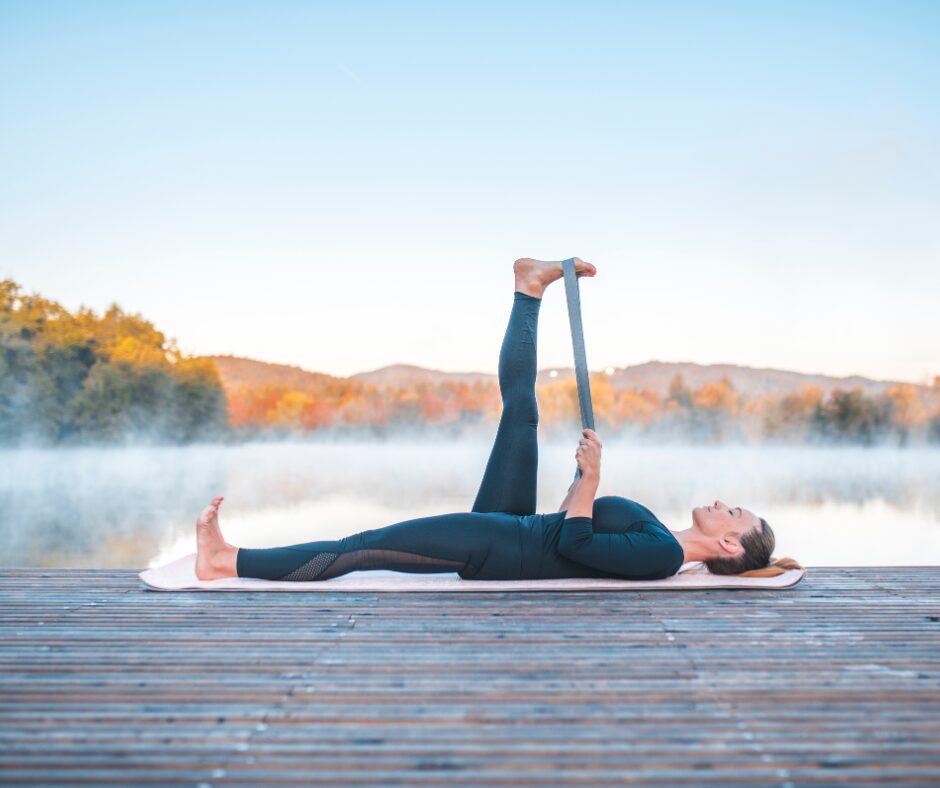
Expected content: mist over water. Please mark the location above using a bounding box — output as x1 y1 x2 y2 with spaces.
2 438 938 570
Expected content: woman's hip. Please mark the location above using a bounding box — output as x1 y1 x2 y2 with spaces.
345 510 526 579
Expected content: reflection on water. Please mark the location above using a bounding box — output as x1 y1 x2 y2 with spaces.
1 440 939 569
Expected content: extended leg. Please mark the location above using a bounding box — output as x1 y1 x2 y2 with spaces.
236 510 520 581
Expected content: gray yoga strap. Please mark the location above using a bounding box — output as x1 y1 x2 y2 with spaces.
561 258 595 483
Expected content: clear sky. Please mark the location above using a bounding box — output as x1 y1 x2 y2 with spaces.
2 0 938 383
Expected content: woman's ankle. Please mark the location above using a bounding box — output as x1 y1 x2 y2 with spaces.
217 545 239 578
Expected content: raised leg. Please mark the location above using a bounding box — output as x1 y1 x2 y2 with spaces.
470 290 542 515
470 258 597 515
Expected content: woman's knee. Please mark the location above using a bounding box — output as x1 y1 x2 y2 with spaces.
502 393 539 425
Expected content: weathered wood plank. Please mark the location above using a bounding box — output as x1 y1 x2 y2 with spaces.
0 566 938 785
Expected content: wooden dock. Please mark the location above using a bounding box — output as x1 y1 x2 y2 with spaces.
1 567 939 785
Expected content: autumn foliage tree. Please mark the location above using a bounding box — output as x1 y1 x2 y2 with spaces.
0 279 227 445
762 385 824 443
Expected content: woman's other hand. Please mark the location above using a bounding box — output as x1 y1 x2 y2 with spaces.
575 428 602 478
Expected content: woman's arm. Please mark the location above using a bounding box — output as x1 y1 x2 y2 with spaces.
557 517 682 579
557 479 578 513
563 469 599 517
559 429 602 517
556 430 682 579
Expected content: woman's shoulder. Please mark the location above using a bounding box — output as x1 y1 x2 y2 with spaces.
594 494 663 525
595 496 684 577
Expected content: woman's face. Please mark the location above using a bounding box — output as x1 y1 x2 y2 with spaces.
691 499 761 539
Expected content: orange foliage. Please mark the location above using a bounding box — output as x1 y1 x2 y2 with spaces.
886 383 927 428
693 377 739 417
535 379 579 425
301 399 338 430
220 367 938 446
228 385 286 428
613 388 660 425
762 384 823 441
589 374 616 428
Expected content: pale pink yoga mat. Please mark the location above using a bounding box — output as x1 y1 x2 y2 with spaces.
139 553 805 591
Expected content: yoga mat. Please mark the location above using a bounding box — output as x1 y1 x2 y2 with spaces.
139 553 805 591
562 257 595 485
143 265 805 594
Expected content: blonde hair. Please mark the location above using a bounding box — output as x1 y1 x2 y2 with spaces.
705 517 804 578
735 555 804 578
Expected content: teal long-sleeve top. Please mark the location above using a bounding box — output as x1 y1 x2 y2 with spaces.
533 495 685 580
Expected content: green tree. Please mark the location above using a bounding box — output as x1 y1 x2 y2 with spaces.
0 278 228 445
812 388 893 445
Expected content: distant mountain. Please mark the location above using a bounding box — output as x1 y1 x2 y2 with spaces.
591 361 914 398
350 364 494 386
209 355 342 395
207 355 922 398
355 361 921 397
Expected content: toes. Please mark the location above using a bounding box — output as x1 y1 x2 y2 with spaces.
569 258 596 277
576 262 596 277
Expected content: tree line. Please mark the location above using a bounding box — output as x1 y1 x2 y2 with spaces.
1 279 227 445
3 278 938 446
227 371 940 446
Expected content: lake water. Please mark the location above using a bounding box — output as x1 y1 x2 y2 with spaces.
2 440 939 570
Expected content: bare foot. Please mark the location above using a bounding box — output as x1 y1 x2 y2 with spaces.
195 496 238 580
513 257 597 298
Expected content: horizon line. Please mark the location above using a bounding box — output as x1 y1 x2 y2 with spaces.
205 353 936 388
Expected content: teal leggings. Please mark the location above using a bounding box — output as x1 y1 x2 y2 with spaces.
236 290 543 581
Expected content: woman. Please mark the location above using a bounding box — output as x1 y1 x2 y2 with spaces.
195 257 799 582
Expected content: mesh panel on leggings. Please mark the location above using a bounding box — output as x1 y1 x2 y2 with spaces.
278 551 340 581
314 549 467 581
274 548 467 582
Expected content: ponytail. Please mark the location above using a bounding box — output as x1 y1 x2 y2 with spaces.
735 555 804 578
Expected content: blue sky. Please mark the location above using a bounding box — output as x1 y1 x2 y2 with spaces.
2 0 938 382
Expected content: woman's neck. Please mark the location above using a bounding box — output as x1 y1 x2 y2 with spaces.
668 526 712 564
